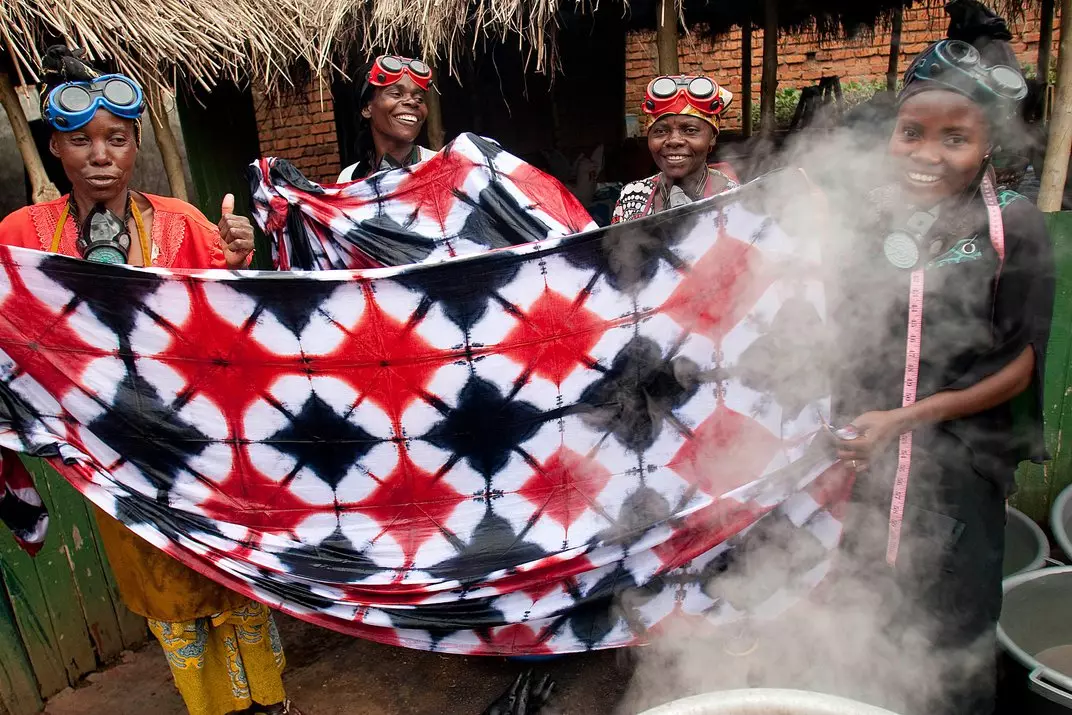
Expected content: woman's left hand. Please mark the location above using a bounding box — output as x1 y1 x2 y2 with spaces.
835 409 908 471
218 194 255 269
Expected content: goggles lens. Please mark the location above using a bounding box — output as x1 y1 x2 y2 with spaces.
990 66 1026 97
650 77 679 98
102 79 138 107
380 56 404 72
945 40 980 66
408 60 432 77
59 85 93 112
688 77 715 98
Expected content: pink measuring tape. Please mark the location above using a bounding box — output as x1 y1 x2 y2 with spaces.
885 174 1006 566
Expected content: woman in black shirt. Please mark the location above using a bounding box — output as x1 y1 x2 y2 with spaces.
833 40 1054 715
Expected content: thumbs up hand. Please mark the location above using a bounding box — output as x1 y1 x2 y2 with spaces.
218 193 255 269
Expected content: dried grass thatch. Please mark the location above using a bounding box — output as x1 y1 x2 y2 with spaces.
0 0 1047 93
0 0 316 93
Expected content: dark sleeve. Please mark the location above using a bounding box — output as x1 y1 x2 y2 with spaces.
971 197 1055 463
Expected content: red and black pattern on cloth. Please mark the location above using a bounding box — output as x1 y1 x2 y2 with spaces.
0 166 852 655
250 133 598 271
0 452 48 554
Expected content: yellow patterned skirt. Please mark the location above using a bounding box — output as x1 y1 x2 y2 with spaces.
148 600 287 715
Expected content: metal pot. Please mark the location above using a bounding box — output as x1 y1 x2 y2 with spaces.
1004 506 1050 578
998 566 1072 713
1052 484 1072 564
638 689 898 714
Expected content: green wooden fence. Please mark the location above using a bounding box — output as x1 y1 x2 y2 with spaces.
0 458 146 715
1013 211 1072 522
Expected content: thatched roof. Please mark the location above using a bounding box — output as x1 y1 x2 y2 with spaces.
0 0 1043 93
0 0 314 92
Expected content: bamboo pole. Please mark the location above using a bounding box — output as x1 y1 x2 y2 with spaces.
886 6 904 93
759 0 778 135
1038 0 1055 118
1038 0 1072 212
146 88 188 202
0 70 59 204
742 23 753 138
656 0 680 75
425 86 445 150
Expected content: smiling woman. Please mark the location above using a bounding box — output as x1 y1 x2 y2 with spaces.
612 74 739 224
337 55 438 183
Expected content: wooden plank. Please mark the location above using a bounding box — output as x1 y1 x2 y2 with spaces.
81 507 147 649
23 458 124 663
0 533 67 697
9 460 97 684
0 586 42 715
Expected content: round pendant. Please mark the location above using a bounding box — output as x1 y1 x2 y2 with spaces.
884 230 920 270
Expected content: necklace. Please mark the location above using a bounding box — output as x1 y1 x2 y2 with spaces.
50 193 151 264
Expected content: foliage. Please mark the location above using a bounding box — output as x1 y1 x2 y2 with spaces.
749 77 897 128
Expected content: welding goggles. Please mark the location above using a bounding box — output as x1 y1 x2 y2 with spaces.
902 40 1027 112
43 74 145 132
369 55 433 91
643 75 733 131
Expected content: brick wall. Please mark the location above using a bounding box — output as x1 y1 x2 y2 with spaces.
253 82 340 184
625 4 1062 131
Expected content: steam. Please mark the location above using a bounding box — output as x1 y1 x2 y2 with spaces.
615 97 1027 714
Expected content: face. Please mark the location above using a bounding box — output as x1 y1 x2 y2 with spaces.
647 115 716 181
362 76 429 144
888 90 990 205
50 109 137 205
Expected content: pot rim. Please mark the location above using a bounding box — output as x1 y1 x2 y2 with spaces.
998 565 1072 692
638 688 899 715
1007 506 1050 576
1052 483 1072 565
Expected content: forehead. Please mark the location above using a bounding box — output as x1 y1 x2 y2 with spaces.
897 90 986 128
650 114 710 132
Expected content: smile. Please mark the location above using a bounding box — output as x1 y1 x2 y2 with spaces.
906 171 941 184
663 154 691 163
395 114 420 125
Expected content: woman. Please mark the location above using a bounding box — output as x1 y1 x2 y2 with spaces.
832 40 1053 715
0 48 301 715
611 74 738 223
337 54 437 182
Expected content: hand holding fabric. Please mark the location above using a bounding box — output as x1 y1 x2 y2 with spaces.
835 409 908 470
482 671 556 715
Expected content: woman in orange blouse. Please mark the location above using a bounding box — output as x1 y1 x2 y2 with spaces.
0 47 300 715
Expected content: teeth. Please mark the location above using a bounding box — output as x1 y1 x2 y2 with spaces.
396 114 418 124
908 172 940 183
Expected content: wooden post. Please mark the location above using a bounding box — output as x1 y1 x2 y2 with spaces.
656 0 680 75
742 23 753 138
759 0 778 135
1038 0 1055 118
146 87 188 202
886 6 904 93
425 86 445 150
1039 0 1072 212
0 70 59 204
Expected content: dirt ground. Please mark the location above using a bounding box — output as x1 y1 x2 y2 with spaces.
43 614 638 715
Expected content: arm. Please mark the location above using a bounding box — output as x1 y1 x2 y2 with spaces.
837 344 1034 464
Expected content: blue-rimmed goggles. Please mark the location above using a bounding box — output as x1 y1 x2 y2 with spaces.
902 40 1026 111
44 74 145 131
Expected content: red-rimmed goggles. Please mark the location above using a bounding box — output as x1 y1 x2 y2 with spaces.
643 75 729 118
369 55 433 91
